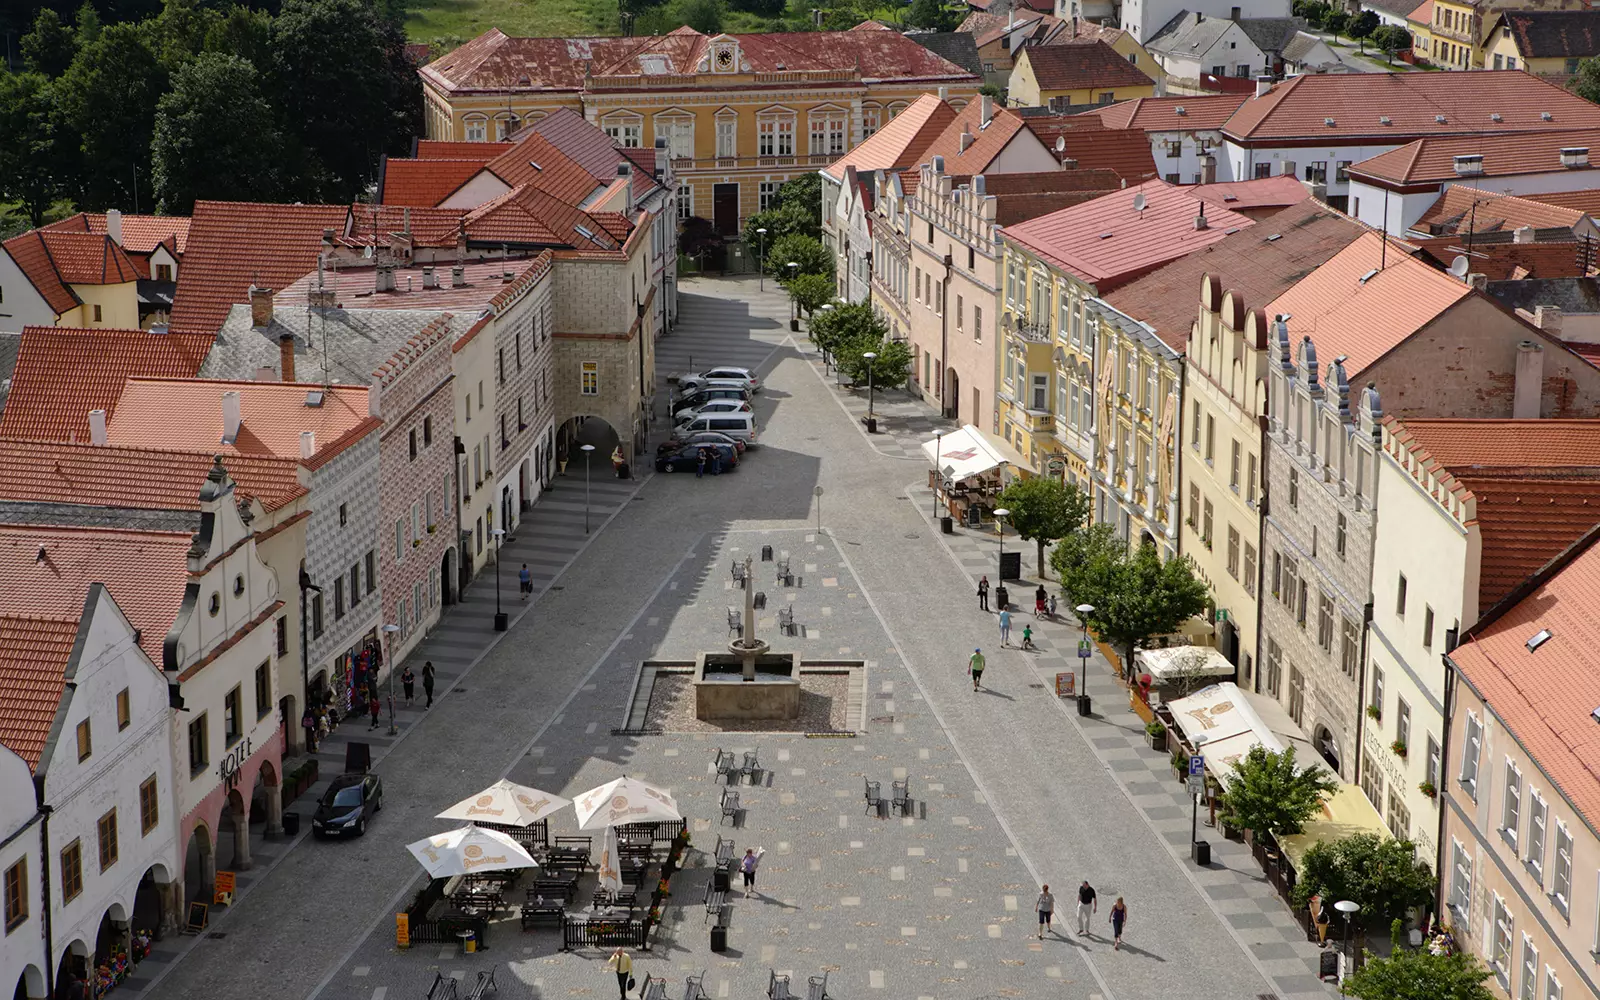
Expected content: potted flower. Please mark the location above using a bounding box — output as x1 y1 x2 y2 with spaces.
1366 704 1381 721
1418 780 1437 799
657 877 671 897
1391 739 1408 758
427 524 437 534
1145 720 1168 752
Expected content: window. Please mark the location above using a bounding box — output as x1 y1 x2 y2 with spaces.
97 810 118 872
1492 896 1513 990
310 593 324 638
659 116 693 158
76 719 91 762
276 616 287 656
1520 936 1538 1000
1526 791 1547 880
1188 482 1199 527
1396 698 1411 752
1335 513 1346 557
116 688 130 730
93 304 103 322
757 115 794 156
423 415 433 445
1503 761 1522 846
139 775 158 835
1227 526 1240 579
975 307 983 342
678 184 693 221
1551 822 1573 912
1191 400 1201 448
1031 374 1048 411
603 120 641 147
1205 416 1215 462
394 519 406 562
1317 594 1335 652
1386 788 1410 839
1336 160 1352 182
349 565 360 607
1243 544 1257 596
333 576 345 619
1247 454 1258 504
1202 499 1213 548
581 362 599 395
1396 573 1408 616
1370 666 1385 720
408 428 418 459
1545 969 1562 1000
365 550 376 593
156 263 173 282
1287 665 1305 724
1341 618 1359 677
861 104 881 138
1449 839 1472 918
1264 639 1282 697
1424 605 1435 649
1281 555 1298 611
60 840 83 903
1254 162 1272 179
759 182 777 212
1360 753 1385 815
1460 712 1481 795
715 115 736 158
3 860 25 931
1288 468 1299 508
464 117 487 142
1426 735 1441 789
1230 440 1241 490
1303 161 1327 184
224 687 242 747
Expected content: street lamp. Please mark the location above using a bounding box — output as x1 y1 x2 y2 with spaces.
1334 900 1361 991
491 527 507 632
580 443 596 534
994 507 1009 579
756 228 768 291
863 350 878 432
787 262 800 331
1075 603 1094 718
381 623 400 735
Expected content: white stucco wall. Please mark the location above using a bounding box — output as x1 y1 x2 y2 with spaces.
0 745 46 999
0 250 60 333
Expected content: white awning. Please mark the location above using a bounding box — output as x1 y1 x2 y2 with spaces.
1166 681 1331 788
923 424 1028 482
1134 645 1235 684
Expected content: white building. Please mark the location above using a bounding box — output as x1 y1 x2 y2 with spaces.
1144 11 1279 87
1 741 47 1000
1081 94 1246 184
1121 0 1291 44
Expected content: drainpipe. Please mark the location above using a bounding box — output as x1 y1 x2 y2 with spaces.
940 252 953 415
35 774 55 1000
1435 645 1459 920
298 567 321 727
1253 412 1270 694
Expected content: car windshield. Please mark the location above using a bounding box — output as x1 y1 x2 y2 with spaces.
327 785 363 808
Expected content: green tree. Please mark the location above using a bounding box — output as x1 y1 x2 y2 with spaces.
743 201 818 253
1345 950 1495 1000
1573 55 1600 104
1218 745 1338 841
1323 10 1349 36
21 8 79 76
1290 833 1436 921
809 299 878 359
777 171 822 222
1371 24 1413 64
839 332 911 390
674 0 726 32
151 52 283 213
788 272 835 318
768 232 833 281
1296 0 1329 26
817 0 871 30
1348 9 1379 50
55 22 168 209
995 477 1091 578
147 0 223 70
1088 544 1211 671
0 73 72 227
204 4 275 67
74 3 102 45
905 0 955 31
1050 522 1123 610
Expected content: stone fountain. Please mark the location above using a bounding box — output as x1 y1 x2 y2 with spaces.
693 555 800 721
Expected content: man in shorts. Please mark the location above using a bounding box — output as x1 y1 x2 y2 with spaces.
969 648 986 691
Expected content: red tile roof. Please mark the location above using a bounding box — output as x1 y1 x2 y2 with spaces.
0 525 191 667
1191 175 1310 212
2 230 139 316
1021 115 1159 182
413 140 514 160
171 201 350 335
523 108 629 183
379 158 487 207
346 204 468 248
1449 527 1600 837
0 327 213 443
959 10 1068 49
461 184 623 250
2 231 78 314
1525 187 1600 216
1004 178 1255 291
1414 185 1589 236
824 93 956 180
920 103 1038 177
1018 40 1155 92
41 213 192 255
1410 237 1592 280
0 615 81 771
0 440 307 513
484 133 603 205
276 256 549 315
1081 94 1246 132
958 168 1126 224
1351 128 1600 187
1227 71 1600 144
1263 231 1470 374
1102 201 1366 350
104 378 374 459
1392 417 1600 468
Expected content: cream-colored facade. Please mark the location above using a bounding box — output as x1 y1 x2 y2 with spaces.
1179 279 1266 683
869 171 914 344
998 239 1092 483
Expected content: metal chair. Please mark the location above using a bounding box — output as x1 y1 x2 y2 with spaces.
864 778 882 816
726 607 741 636
778 606 796 636
740 747 762 785
683 970 708 1000
720 786 740 825
807 971 833 1000
891 778 911 816
767 970 796 1000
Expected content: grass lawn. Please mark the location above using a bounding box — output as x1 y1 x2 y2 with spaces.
403 0 622 45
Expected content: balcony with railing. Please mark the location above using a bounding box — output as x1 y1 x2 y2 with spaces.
1004 310 1051 345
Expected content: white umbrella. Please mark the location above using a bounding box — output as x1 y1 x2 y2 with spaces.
406 824 537 878
597 824 622 894
435 779 570 826
573 776 682 831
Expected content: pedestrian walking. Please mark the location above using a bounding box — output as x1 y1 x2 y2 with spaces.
1020 624 1035 651
1109 897 1128 949
401 665 415 705
740 847 764 892
605 947 633 1000
998 608 1012 647
1077 880 1097 935
696 448 707 478
977 575 990 611
995 583 1009 613
968 648 986 691
301 709 317 754
368 693 380 730
1048 594 1058 618
1035 585 1048 617
422 660 436 709
1037 885 1055 938
519 563 532 598
1310 895 1331 948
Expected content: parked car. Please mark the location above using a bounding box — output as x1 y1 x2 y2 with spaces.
670 386 750 412
656 442 738 473
675 367 760 394
674 398 752 423
664 430 747 454
312 772 383 837
676 412 759 444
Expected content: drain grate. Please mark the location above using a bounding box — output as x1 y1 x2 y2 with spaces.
870 715 895 723
206 932 228 940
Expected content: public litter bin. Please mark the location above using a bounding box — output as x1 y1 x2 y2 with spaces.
1191 839 1211 866
940 516 953 534
463 930 477 954
713 868 730 893
1077 693 1092 717
282 812 300 836
710 922 728 953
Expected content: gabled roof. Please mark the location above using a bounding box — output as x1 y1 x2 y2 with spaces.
1021 115 1158 181
524 108 631 183
1526 187 1600 216
461 183 624 250
919 102 1037 176
1264 231 1470 374
104 378 376 459
959 10 1065 48
1413 185 1589 236
2 231 140 316
1019 40 1155 92
1448 525 1600 838
1147 11 1262 55
1491 9 1600 59
1225 71 1600 143
171 201 350 335
0 439 307 514
1366 0 1428 18
1410 237 1593 281
1236 17 1309 53
380 158 488 207
1405 0 1435 26
1349 128 1600 187
956 168 1126 224
1102 201 1366 350
484 133 604 205
347 204 469 248
41 212 191 255
906 31 985 78
0 327 213 443
1080 93 1246 132
1191 175 1310 212
825 93 956 180
413 140 514 161
0 615 83 771
1004 178 1255 291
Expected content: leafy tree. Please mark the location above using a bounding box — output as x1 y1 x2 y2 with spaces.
55 22 168 209
743 202 818 253
147 0 223 70
777 171 821 221
905 0 956 31
1323 10 1349 36
729 0 787 14
1371 24 1413 64
995 477 1090 578
788 273 835 318
838 331 911 390
674 0 726 33
1296 0 1329 26
979 82 1005 103
768 232 833 282
21 9 80 75
0 73 73 227
1088 544 1211 671
1291 833 1436 922
1219 745 1337 841
75 3 102 45
1345 950 1495 1000
151 52 283 213
810 300 880 354
1050 522 1123 611
817 0 871 30
204 4 275 67
1573 55 1600 104
1348 9 1379 50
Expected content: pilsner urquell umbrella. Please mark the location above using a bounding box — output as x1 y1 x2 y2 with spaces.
572 776 682 831
406 824 536 878
435 779 570 826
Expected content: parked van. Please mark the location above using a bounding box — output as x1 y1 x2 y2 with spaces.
676 412 758 444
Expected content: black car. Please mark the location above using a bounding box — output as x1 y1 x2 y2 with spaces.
656 442 737 473
312 772 383 837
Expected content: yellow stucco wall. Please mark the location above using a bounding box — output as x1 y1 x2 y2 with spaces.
62 281 139 329
1007 48 1156 109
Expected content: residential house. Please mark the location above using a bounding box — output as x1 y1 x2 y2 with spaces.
1428 0 1589 70
1081 93 1246 183
869 170 916 343
833 167 877 303
1367 418 1600 873
959 9 1075 87
1408 185 1600 242
40 211 189 330
1406 0 1436 58
1145 11 1309 92
1483 9 1600 75
0 229 140 333
1 732 45 999
1120 0 1293 44
1019 113 1162 182
1279 31 1344 73
418 26 979 235
1008 40 1161 109
1440 525 1600 1000
1257 231 1600 782
1190 173 1310 217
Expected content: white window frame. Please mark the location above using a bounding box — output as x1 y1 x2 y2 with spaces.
1492 895 1513 991
758 181 777 212
1519 935 1538 1000
678 184 693 221
602 113 643 148
1449 838 1471 919
463 115 488 142
1503 759 1522 848
1460 711 1482 796
1525 791 1547 882
715 111 737 158
1551 822 1573 914
655 113 694 159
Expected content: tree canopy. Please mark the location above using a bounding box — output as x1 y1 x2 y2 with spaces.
995 477 1090 578
1062 540 1210 669
1290 833 1436 921
788 273 835 317
905 0 957 31
1573 56 1600 105
151 52 284 212
768 232 834 282
838 332 911 390
1219 745 1337 840
1370 24 1413 63
1345 950 1496 1000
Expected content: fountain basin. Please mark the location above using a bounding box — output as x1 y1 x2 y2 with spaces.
695 650 800 720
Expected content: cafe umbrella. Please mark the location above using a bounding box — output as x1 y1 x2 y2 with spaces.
572 776 682 831
406 824 537 878
435 779 570 826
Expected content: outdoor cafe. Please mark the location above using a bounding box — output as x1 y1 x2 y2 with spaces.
922 424 1030 528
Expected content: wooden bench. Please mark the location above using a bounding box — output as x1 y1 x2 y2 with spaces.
703 880 726 924
530 875 577 903
553 836 592 859
465 967 497 1000
719 787 740 825
424 972 459 1000
520 902 563 930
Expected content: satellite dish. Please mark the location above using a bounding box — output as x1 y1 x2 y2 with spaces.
1449 255 1470 279
1132 193 1148 212
1055 136 1067 152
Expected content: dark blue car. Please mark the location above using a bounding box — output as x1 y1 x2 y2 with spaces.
656 442 738 473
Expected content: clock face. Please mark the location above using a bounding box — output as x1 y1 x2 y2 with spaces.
716 48 733 69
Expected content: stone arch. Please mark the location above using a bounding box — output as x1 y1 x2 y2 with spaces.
255 760 283 840
56 938 91 992
183 820 214 907
1313 723 1343 777
133 863 175 938
14 963 45 1000
94 901 130 968
219 785 251 873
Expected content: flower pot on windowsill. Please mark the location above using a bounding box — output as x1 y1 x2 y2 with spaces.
1366 704 1381 722
427 525 437 534
412 539 421 548
1419 780 1437 799
1391 740 1408 758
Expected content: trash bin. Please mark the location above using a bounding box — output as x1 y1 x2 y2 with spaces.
1191 839 1211 866
1076 693 1092 717
463 930 477 954
713 868 730 893
940 515 953 534
710 922 727 953
282 812 300 836
865 417 878 434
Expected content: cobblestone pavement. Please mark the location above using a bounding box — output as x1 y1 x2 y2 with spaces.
143 277 1329 1000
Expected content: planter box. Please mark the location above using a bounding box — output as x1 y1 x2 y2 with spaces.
1147 729 1168 752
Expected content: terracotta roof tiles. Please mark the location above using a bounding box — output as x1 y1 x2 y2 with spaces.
1495 9 1600 60
1081 94 1246 132
0 615 81 771
1526 187 1600 216
824 93 956 180
2 231 78 315
1191 175 1310 212
1021 115 1159 182
485 133 603 205
1018 40 1156 93
104 378 374 459
1415 185 1589 236
346 204 468 248
461 184 622 249
1351 128 1600 187
524 109 628 182
1410 237 1592 280
413 140 514 161
0 439 307 513
920 103 1036 177
379 158 487 207
41 213 191 255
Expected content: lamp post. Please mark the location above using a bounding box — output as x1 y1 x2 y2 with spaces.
580 443 596 534
491 527 507 632
756 228 768 291
863 350 878 433
932 431 944 519
994 507 1009 580
1075 603 1094 718
1334 900 1361 991
787 262 800 331
381 623 400 735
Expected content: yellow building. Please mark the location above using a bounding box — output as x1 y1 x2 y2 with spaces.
0 229 141 333
1406 0 1436 65
418 26 979 236
959 11 1159 90
1427 0 1589 69
1008 41 1159 110
1481 9 1600 74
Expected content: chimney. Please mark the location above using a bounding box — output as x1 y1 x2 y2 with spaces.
938 85 949 100
1468 273 1488 290
1534 305 1564 334
973 175 987 195
222 391 242 444
249 285 274 328
88 409 107 446
309 288 336 309
502 270 515 284
299 431 316 460
1194 208 1209 230
1061 156 1079 169
422 265 437 289
278 332 296 382
1561 146 1589 168
1200 154 1218 184
980 94 993 127
1513 225 1536 244
1196 11 1203 20
1231 5 1241 19
1453 154 1484 177
376 263 396 293
451 265 466 288
959 130 975 152
105 209 123 247
617 160 634 215
1255 75 1272 98
1513 340 1543 418
932 154 945 174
